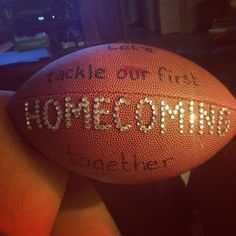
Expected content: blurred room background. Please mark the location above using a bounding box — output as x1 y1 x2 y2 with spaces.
1 0 236 92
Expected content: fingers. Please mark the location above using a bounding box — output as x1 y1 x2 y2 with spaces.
2 90 120 235
51 173 121 236
0 91 68 236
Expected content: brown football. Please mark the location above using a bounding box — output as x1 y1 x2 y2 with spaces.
7 43 236 184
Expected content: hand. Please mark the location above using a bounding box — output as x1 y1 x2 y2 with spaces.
0 91 120 236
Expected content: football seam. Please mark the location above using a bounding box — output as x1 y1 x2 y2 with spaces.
10 90 236 111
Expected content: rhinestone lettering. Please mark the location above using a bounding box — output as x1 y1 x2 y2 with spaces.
65 96 91 129
93 96 112 130
43 99 63 131
160 100 185 134
198 103 216 135
135 98 157 133
218 107 231 136
113 97 132 132
25 99 42 130
23 96 232 137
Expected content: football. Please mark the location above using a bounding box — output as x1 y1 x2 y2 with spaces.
7 43 236 184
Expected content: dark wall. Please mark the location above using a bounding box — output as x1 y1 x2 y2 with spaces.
79 0 126 45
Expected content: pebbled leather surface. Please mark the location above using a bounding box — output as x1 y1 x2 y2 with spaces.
7 43 236 184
